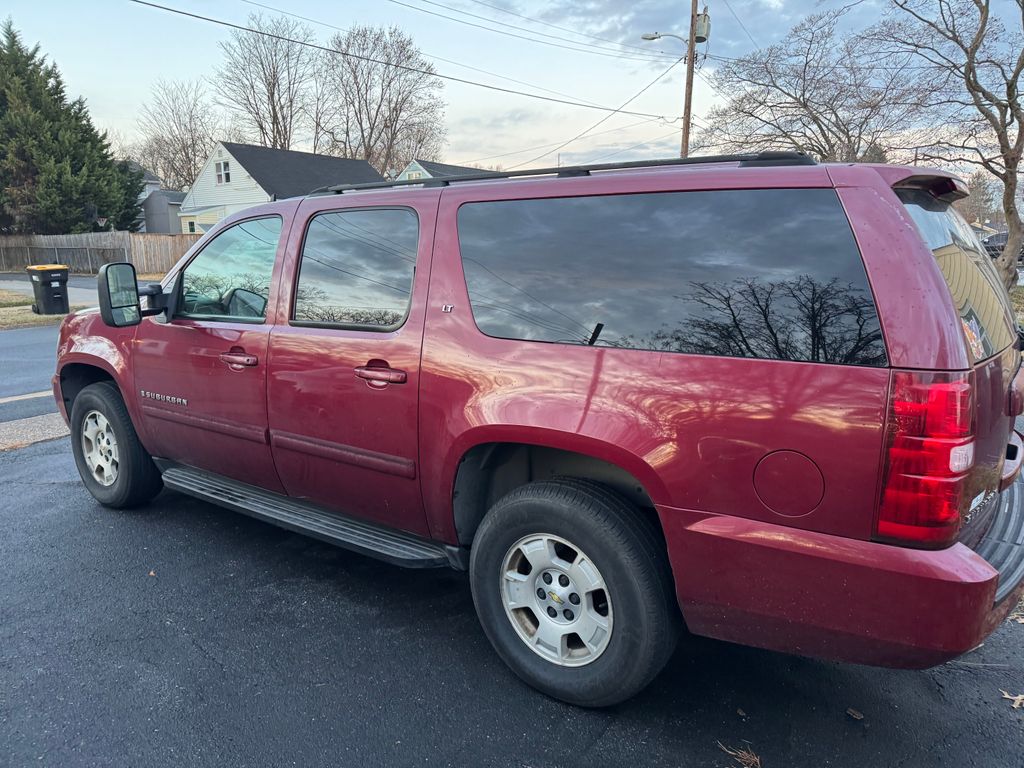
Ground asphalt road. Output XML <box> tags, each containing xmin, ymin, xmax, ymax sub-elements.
<box><xmin>1</xmin><ymin>437</ymin><xmax>1022</xmax><ymax>767</ymax></box>
<box><xmin>0</xmin><ymin>272</ymin><xmax>99</xmax><ymax>307</ymax></box>
<box><xmin>0</xmin><ymin>325</ymin><xmax>59</xmax><ymax>421</ymax></box>
<box><xmin>0</xmin><ymin>272</ymin><xmax>100</xmax><ymax>290</ymax></box>
<box><xmin>0</xmin><ymin>317</ymin><xmax>1022</xmax><ymax>766</ymax></box>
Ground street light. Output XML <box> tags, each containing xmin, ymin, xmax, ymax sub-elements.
<box><xmin>641</xmin><ymin>32</ymin><xmax>687</xmax><ymax>44</ymax></box>
<box><xmin>642</xmin><ymin>6</ymin><xmax>710</xmax><ymax>158</ymax></box>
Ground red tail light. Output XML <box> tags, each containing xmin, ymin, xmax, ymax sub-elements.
<box><xmin>875</xmin><ymin>370</ymin><xmax>975</xmax><ymax>548</ymax></box>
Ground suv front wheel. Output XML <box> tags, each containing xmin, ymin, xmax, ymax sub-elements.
<box><xmin>470</xmin><ymin>478</ymin><xmax>679</xmax><ymax>707</ymax></box>
<box><xmin>69</xmin><ymin>381</ymin><xmax>163</xmax><ymax>508</ymax></box>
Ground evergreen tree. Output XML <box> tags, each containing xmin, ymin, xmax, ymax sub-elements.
<box><xmin>111</xmin><ymin>161</ymin><xmax>145</xmax><ymax>232</ymax></box>
<box><xmin>0</xmin><ymin>19</ymin><xmax>137</xmax><ymax>233</ymax></box>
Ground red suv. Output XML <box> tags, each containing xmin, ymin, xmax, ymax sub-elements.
<box><xmin>53</xmin><ymin>153</ymin><xmax>1024</xmax><ymax>706</ymax></box>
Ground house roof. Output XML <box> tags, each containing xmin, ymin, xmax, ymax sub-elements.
<box><xmin>414</xmin><ymin>159</ymin><xmax>479</xmax><ymax>178</ymax></box>
<box><xmin>156</xmin><ymin>190</ymin><xmax>187</xmax><ymax>204</ymax></box>
<box><xmin>221</xmin><ymin>142</ymin><xmax>384</xmax><ymax>198</ymax></box>
<box><xmin>127</xmin><ymin>160</ymin><xmax>162</xmax><ymax>185</ymax></box>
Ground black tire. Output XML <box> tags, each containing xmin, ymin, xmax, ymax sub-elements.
<box><xmin>470</xmin><ymin>478</ymin><xmax>679</xmax><ymax>707</ymax></box>
<box><xmin>69</xmin><ymin>381</ymin><xmax>162</xmax><ymax>508</ymax></box>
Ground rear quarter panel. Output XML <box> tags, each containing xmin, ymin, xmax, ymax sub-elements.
<box><xmin>420</xmin><ymin>168</ymin><xmax>891</xmax><ymax>544</ymax></box>
<box><xmin>829</xmin><ymin>165</ymin><xmax>970</xmax><ymax>371</ymax></box>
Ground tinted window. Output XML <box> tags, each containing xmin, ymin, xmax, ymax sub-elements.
<box><xmin>458</xmin><ymin>189</ymin><xmax>886</xmax><ymax>366</ymax></box>
<box><xmin>179</xmin><ymin>217</ymin><xmax>280</xmax><ymax>321</ymax></box>
<box><xmin>293</xmin><ymin>209</ymin><xmax>418</xmax><ymax>329</ymax></box>
<box><xmin>899</xmin><ymin>189</ymin><xmax>1014</xmax><ymax>361</ymax></box>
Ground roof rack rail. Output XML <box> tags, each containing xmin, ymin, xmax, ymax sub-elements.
<box><xmin>313</xmin><ymin>151</ymin><xmax>816</xmax><ymax>195</ymax></box>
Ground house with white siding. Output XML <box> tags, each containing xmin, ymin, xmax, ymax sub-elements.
<box><xmin>178</xmin><ymin>142</ymin><xmax>384</xmax><ymax>233</ymax></box>
<box><xmin>396</xmin><ymin>159</ymin><xmax>479</xmax><ymax>181</ymax></box>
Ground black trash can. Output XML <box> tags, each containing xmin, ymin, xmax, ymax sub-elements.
<box><xmin>26</xmin><ymin>264</ymin><xmax>70</xmax><ymax>315</ymax></box>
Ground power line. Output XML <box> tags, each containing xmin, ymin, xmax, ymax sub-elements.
<box><xmin>582</xmin><ymin>130</ymin><xmax>684</xmax><ymax>164</ymax></box>
<box><xmin>404</xmin><ymin>0</ymin><xmax>676</xmax><ymax>60</ymax></box>
<box><xmin>455</xmin><ymin>117</ymin><xmax>675</xmax><ymax>165</ymax></box>
<box><xmin>719</xmin><ymin>0</ymin><xmax>761</xmax><ymax>49</ymax></box>
<box><xmin>380</xmin><ymin>0</ymin><xmax>678</xmax><ymax>63</ymax></box>
<box><xmin>460</xmin><ymin>0</ymin><xmax>681</xmax><ymax>59</ymax></box>
<box><xmin>238</xmin><ymin>0</ymin><xmax>606</xmax><ymax>109</ymax></box>
<box><xmin>128</xmin><ymin>1</ymin><xmax>679</xmax><ymax>121</ymax></box>
<box><xmin>509</xmin><ymin>56</ymin><xmax>686</xmax><ymax>169</ymax></box>
<box><xmin>703</xmin><ymin>51</ymin><xmax>944</xmax><ymax>73</ymax></box>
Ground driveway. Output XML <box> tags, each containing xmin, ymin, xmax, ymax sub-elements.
<box><xmin>0</xmin><ymin>437</ymin><xmax>1022</xmax><ymax>767</ymax></box>
<box><xmin>0</xmin><ymin>322</ymin><xmax>1021</xmax><ymax>767</ymax></box>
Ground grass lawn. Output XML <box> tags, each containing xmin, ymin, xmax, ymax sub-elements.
<box><xmin>0</xmin><ymin>288</ymin><xmax>32</xmax><ymax>309</ymax></box>
<box><xmin>0</xmin><ymin>290</ymin><xmax>88</xmax><ymax>330</ymax></box>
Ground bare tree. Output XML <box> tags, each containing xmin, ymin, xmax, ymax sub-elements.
<box><xmin>955</xmin><ymin>169</ymin><xmax>1000</xmax><ymax>227</ymax></box>
<box><xmin>313</xmin><ymin>26</ymin><xmax>446</xmax><ymax>175</ymax></box>
<box><xmin>216</xmin><ymin>13</ymin><xmax>318</xmax><ymax>150</ymax></box>
<box><xmin>633</xmin><ymin>276</ymin><xmax>886</xmax><ymax>367</ymax></box>
<box><xmin>308</xmin><ymin>51</ymin><xmax>338</xmax><ymax>155</ymax></box>
<box><xmin>104</xmin><ymin>128</ymin><xmax>136</xmax><ymax>162</ymax></box>
<box><xmin>872</xmin><ymin>1</ymin><xmax>1023</xmax><ymax>287</ymax></box>
<box><xmin>136</xmin><ymin>79</ymin><xmax>221</xmax><ymax>190</ymax></box>
<box><xmin>699</xmin><ymin>10</ymin><xmax>933</xmax><ymax>162</ymax></box>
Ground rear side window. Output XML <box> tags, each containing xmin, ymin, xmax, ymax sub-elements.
<box><xmin>898</xmin><ymin>189</ymin><xmax>1015</xmax><ymax>361</ymax></box>
<box><xmin>293</xmin><ymin>208</ymin><xmax>418</xmax><ymax>329</ymax></box>
<box><xmin>457</xmin><ymin>189</ymin><xmax>887</xmax><ymax>366</ymax></box>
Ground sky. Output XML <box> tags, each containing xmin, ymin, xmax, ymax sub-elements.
<box><xmin>4</xmin><ymin>0</ymin><xmax>886</xmax><ymax>169</ymax></box>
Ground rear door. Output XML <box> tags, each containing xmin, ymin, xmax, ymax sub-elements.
<box><xmin>898</xmin><ymin>189</ymin><xmax>1020</xmax><ymax>538</ymax></box>
<box><xmin>266</xmin><ymin>191</ymin><xmax>440</xmax><ymax>536</ymax></box>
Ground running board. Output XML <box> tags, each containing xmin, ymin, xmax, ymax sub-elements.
<box><xmin>159</xmin><ymin>464</ymin><xmax>464</xmax><ymax>570</ymax></box>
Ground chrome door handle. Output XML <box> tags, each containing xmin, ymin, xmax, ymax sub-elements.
<box><xmin>219</xmin><ymin>352</ymin><xmax>258</xmax><ymax>368</ymax></box>
<box><xmin>354</xmin><ymin>365</ymin><xmax>407</xmax><ymax>385</ymax></box>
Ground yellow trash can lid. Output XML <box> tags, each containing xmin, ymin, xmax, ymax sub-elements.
<box><xmin>26</xmin><ymin>264</ymin><xmax>68</xmax><ymax>271</ymax></box>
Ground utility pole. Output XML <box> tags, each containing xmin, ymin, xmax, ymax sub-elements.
<box><xmin>643</xmin><ymin>9</ymin><xmax>708</xmax><ymax>158</ymax></box>
<box><xmin>681</xmin><ymin>0</ymin><xmax>699</xmax><ymax>158</ymax></box>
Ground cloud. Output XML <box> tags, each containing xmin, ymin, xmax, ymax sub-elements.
<box><xmin>453</xmin><ymin>107</ymin><xmax>543</xmax><ymax>133</ymax></box>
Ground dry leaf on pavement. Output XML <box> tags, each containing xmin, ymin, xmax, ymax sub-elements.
<box><xmin>1000</xmin><ymin>690</ymin><xmax>1024</xmax><ymax>709</ymax></box>
<box><xmin>1009</xmin><ymin>598</ymin><xmax>1024</xmax><ymax>624</ymax></box>
<box><xmin>718</xmin><ymin>741</ymin><xmax>762</xmax><ymax>768</ymax></box>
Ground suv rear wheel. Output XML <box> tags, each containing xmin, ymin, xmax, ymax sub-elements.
<box><xmin>69</xmin><ymin>382</ymin><xmax>162</xmax><ymax>508</ymax></box>
<box><xmin>469</xmin><ymin>478</ymin><xmax>678</xmax><ymax>707</ymax></box>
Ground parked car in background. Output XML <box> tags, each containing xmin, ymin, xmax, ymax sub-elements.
<box><xmin>53</xmin><ymin>153</ymin><xmax>1024</xmax><ymax>707</ymax></box>
<box><xmin>983</xmin><ymin>230</ymin><xmax>1024</xmax><ymax>263</ymax></box>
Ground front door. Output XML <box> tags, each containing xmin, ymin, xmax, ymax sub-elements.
<box><xmin>134</xmin><ymin>214</ymin><xmax>287</xmax><ymax>492</ymax></box>
<box><xmin>267</xmin><ymin>195</ymin><xmax>437</xmax><ymax>536</ymax></box>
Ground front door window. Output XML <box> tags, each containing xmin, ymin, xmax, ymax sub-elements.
<box><xmin>178</xmin><ymin>217</ymin><xmax>281</xmax><ymax>321</ymax></box>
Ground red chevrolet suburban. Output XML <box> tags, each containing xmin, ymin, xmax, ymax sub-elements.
<box><xmin>53</xmin><ymin>153</ymin><xmax>1024</xmax><ymax>707</ymax></box>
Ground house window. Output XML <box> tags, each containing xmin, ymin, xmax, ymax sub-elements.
<box><xmin>407</xmin><ymin>171</ymin><xmax>423</xmax><ymax>180</ymax></box>
<box><xmin>215</xmin><ymin>161</ymin><xmax>231</xmax><ymax>184</ymax></box>
<box><xmin>188</xmin><ymin>221</ymin><xmax>196</xmax><ymax>233</ymax></box>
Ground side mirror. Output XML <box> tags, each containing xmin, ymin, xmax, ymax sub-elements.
<box><xmin>97</xmin><ymin>263</ymin><xmax>141</xmax><ymax>327</ymax></box>
<box><xmin>224</xmin><ymin>287</ymin><xmax>268</xmax><ymax>318</ymax></box>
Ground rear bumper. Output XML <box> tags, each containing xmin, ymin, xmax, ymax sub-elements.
<box><xmin>660</xmin><ymin>504</ymin><xmax>1024</xmax><ymax>669</ymax></box>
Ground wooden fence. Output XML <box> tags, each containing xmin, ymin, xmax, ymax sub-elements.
<box><xmin>0</xmin><ymin>232</ymin><xmax>202</xmax><ymax>275</ymax></box>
